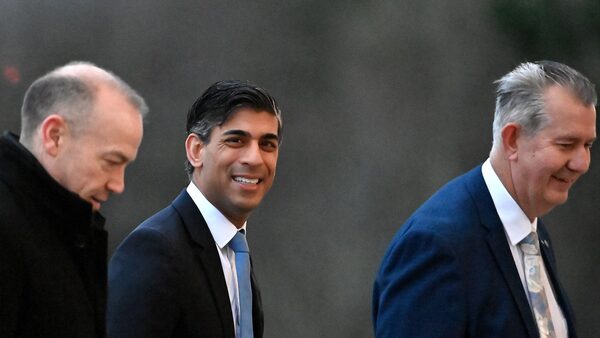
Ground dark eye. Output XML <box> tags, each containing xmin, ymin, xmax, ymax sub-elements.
<box><xmin>225</xmin><ymin>137</ymin><xmax>243</xmax><ymax>146</ymax></box>
<box><xmin>260</xmin><ymin>140</ymin><xmax>278</xmax><ymax>151</ymax></box>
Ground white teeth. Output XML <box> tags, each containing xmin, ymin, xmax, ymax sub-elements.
<box><xmin>234</xmin><ymin>177</ymin><xmax>259</xmax><ymax>184</ymax></box>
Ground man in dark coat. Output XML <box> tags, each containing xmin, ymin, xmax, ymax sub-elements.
<box><xmin>108</xmin><ymin>80</ymin><xmax>281</xmax><ymax>338</ymax></box>
<box><xmin>0</xmin><ymin>62</ymin><xmax>147</xmax><ymax>337</ymax></box>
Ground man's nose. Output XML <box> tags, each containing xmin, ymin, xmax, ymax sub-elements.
<box><xmin>568</xmin><ymin>145</ymin><xmax>591</xmax><ymax>173</ymax></box>
<box><xmin>107</xmin><ymin>166</ymin><xmax>126</xmax><ymax>194</ymax></box>
<box><xmin>239</xmin><ymin>142</ymin><xmax>263</xmax><ymax>166</ymax></box>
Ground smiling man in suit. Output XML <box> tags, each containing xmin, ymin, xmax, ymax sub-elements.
<box><xmin>373</xmin><ymin>61</ymin><xmax>596</xmax><ymax>338</ymax></box>
<box><xmin>107</xmin><ymin>80</ymin><xmax>282</xmax><ymax>338</ymax></box>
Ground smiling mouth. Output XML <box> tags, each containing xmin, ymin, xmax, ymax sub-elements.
<box><xmin>552</xmin><ymin>175</ymin><xmax>573</xmax><ymax>184</ymax></box>
<box><xmin>233</xmin><ymin>176</ymin><xmax>261</xmax><ymax>185</ymax></box>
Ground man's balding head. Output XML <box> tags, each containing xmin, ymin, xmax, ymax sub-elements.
<box><xmin>18</xmin><ymin>61</ymin><xmax>148</xmax><ymax>210</ymax></box>
<box><xmin>20</xmin><ymin>61</ymin><xmax>148</xmax><ymax>148</ymax></box>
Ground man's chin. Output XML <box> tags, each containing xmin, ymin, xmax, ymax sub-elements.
<box><xmin>88</xmin><ymin>198</ymin><xmax>102</xmax><ymax>211</ymax></box>
<box><xmin>545</xmin><ymin>192</ymin><xmax>569</xmax><ymax>210</ymax></box>
<box><xmin>234</xmin><ymin>202</ymin><xmax>260</xmax><ymax>214</ymax></box>
<box><xmin>229</xmin><ymin>199</ymin><xmax>263</xmax><ymax>216</ymax></box>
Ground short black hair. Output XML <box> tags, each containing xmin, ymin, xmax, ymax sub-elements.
<box><xmin>185</xmin><ymin>80</ymin><xmax>282</xmax><ymax>176</ymax></box>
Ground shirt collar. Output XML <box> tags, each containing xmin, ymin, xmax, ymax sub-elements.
<box><xmin>481</xmin><ymin>159</ymin><xmax>537</xmax><ymax>245</ymax></box>
<box><xmin>186</xmin><ymin>181</ymin><xmax>246</xmax><ymax>249</ymax></box>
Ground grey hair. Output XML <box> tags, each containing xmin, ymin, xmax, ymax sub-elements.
<box><xmin>20</xmin><ymin>61</ymin><xmax>148</xmax><ymax>146</ymax></box>
<box><xmin>492</xmin><ymin>60</ymin><xmax>596</xmax><ymax>148</ymax></box>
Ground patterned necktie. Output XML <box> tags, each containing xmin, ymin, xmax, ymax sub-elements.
<box><xmin>520</xmin><ymin>231</ymin><xmax>556</xmax><ymax>338</ymax></box>
<box><xmin>229</xmin><ymin>231</ymin><xmax>253</xmax><ymax>338</ymax></box>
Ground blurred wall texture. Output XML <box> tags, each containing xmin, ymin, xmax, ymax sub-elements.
<box><xmin>1</xmin><ymin>1</ymin><xmax>598</xmax><ymax>337</ymax></box>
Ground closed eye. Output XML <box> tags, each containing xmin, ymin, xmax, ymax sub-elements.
<box><xmin>103</xmin><ymin>159</ymin><xmax>123</xmax><ymax>170</ymax></box>
<box><xmin>103</xmin><ymin>153</ymin><xmax>128</xmax><ymax>166</ymax></box>
<box><xmin>557</xmin><ymin>143</ymin><xmax>573</xmax><ymax>149</ymax></box>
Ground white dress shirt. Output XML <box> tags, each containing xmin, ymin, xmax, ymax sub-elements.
<box><xmin>186</xmin><ymin>181</ymin><xmax>245</xmax><ymax>336</ymax></box>
<box><xmin>482</xmin><ymin>159</ymin><xmax>568</xmax><ymax>338</ymax></box>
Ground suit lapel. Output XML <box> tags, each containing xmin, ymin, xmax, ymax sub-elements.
<box><xmin>485</xmin><ymin>226</ymin><xmax>539</xmax><ymax>338</ymax></box>
<box><xmin>171</xmin><ymin>190</ymin><xmax>235</xmax><ymax>338</ymax></box>
<box><xmin>250</xmin><ymin>257</ymin><xmax>264</xmax><ymax>337</ymax></box>
<box><xmin>538</xmin><ymin>223</ymin><xmax>577</xmax><ymax>338</ymax></box>
<box><xmin>465</xmin><ymin>167</ymin><xmax>539</xmax><ymax>338</ymax></box>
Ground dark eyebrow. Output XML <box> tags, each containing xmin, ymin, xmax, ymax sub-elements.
<box><xmin>222</xmin><ymin>129</ymin><xmax>279</xmax><ymax>142</ymax></box>
<box><xmin>262</xmin><ymin>133</ymin><xmax>279</xmax><ymax>142</ymax></box>
<box><xmin>222</xmin><ymin>130</ymin><xmax>250</xmax><ymax>137</ymax></box>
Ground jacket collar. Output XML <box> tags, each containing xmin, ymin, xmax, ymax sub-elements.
<box><xmin>466</xmin><ymin>165</ymin><xmax>577</xmax><ymax>337</ymax></box>
<box><xmin>171</xmin><ymin>190</ymin><xmax>236</xmax><ymax>337</ymax></box>
<box><xmin>0</xmin><ymin>131</ymin><xmax>105</xmax><ymax>246</ymax></box>
<box><xmin>464</xmin><ymin>166</ymin><xmax>540</xmax><ymax>338</ymax></box>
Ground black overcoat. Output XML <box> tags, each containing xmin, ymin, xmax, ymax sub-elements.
<box><xmin>0</xmin><ymin>132</ymin><xmax>107</xmax><ymax>338</ymax></box>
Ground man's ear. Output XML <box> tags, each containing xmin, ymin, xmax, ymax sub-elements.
<box><xmin>501</xmin><ymin>123</ymin><xmax>520</xmax><ymax>161</ymax></box>
<box><xmin>185</xmin><ymin>133</ymin><xmax>204</xmax><ymax>170</ymax></box>
<box><xmin>40</xmin><ymin>114</ymin><xmax>67</xmax><ymax>157</ymax></box>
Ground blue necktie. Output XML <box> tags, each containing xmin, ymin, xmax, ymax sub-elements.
<box><xmin>229</xmin><ymin>231</ymin><xmax>253</xmax><ymax>338</ymax></box>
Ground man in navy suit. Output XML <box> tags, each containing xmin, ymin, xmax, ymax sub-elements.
<box><xmin>373</xmin><ymin>61</ymin><xmax>596</xmax><ymax>337</ymax></box>
<box><xmin>107</xmin><ymin>80</ymin><xmax>282</xmax><ymax>338</ymax></box>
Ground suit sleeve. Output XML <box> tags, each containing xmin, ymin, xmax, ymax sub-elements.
<box><xmin>107</xmin><ymin>227</ymin><xmax>180</xmax><ymax>338</ymax></box>
<box><xmin>372</xmin><ymin>227</ymin><xmax>467</xmax><ymax>338</ymax></box>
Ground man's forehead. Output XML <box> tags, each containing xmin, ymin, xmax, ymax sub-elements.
<box><xmin>544</xmin><ymin>85</ymin><xmax>590</xmax><ymax>107</ymax></box>
<box><xmin>219</xmin><ymin>110</ymin><xmax>278</xmax><ymax>129</ymax></box>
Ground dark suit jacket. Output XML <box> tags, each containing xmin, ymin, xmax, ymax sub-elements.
<box><xmin>107</xmin><ymin>190</ymin><xmax>264</xmax><ymax>338</ymax></box>
<box><xmin>372</xmin><ymin>165</ymin><xmax>576</xmax><ymax>338</ymax></box>
<box><xmin>0</xmin><ymin>132</ymin><xmax>107</xmax><ymax>338</ymax></box>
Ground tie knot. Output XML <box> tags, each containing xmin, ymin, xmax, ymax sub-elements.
<box><xmin>519</xmin><ymin>231</ymin><xmax>540</xmax><ymax>254</ymax></box>
<box><xmin>229</xmin><ymin>231</ymin><xmax>249</xmax><ymax>253</ymax></box>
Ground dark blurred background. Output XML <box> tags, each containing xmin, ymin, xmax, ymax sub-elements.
<box><xmin>1</xmin><ymin>1</ymin><xmax>598</xmax><ymax>337</ymax></box>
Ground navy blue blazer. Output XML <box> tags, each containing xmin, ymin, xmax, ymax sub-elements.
<box><xmin>107</xmin><ymin>190</ymin><xmax>263</xmax><ymax>338</ymax></box>
<box><xmin>372</xmin><ymin>166</ymin><xmax>576</xmax><ymax>338</ymax></box>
